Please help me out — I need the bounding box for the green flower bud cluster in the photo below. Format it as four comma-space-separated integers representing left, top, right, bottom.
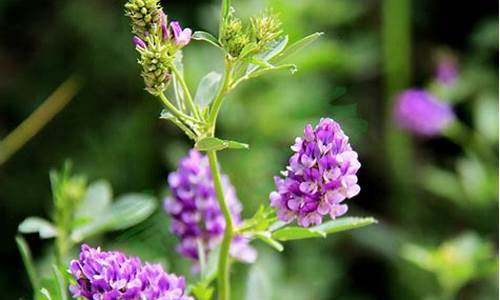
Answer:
220, 14, 250, 58
251, 12, 283, 50
220, 10, 283, 59
138, 36, 172, 95
124, 0, 161, 40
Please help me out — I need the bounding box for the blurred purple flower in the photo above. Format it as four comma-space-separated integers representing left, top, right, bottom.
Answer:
164, 150, 256, 265
170, 21, 192, 47
270, 118, 361, 227
395, 89, 455, 136
436, 57, 459, 86
69, 244, 192, 300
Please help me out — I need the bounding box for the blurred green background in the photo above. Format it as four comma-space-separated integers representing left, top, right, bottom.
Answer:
0, 0, 498, 299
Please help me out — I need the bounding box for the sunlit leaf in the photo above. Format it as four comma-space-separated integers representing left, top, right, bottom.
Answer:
246, 36, 289, 75
226, 140, 249, 150
247, 64, 297, 79
312, 217, 377, 234
195, 137, 228, 151
192, 31, 222, 49
194, 72, 222, 107
71, 194, 156, 242
172, 52, 185, 109
272, 32, 323, 63
75, 180, 112, 220
272, 226, 326, 241
18, 217, 58, 239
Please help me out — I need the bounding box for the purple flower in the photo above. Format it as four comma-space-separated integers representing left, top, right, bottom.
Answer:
395, 89, 455, 136
170, 21, 192, 47
164, 150, 256, 265
270, 118, 361, 227
69, 244, 193, 300
436, 57, 458, 86
133, 36, 147, 49
159, 11, 169, 41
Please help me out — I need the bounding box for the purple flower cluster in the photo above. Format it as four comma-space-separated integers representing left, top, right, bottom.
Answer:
164, 150, 256, 264
395, 89, 455, 136
270, 118, 361, 227
69, 244, 192, 300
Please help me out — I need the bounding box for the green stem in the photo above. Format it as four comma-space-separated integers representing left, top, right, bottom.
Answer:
382, 0, 416, 223
159, 93, 200, 124
208, 60, 232, 134
170, 64, 200, 119
55, 230, 69, 269
207, 150, 234, 300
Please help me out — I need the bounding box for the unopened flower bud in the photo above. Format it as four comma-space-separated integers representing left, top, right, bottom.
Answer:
138, 37, 172, 95
220, 14, 251, 58
251, 11, 283, 49
125, 0, 162, 39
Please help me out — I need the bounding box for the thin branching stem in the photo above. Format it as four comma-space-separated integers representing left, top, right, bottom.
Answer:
170, 64, 201, 119
159, 93, 201, 124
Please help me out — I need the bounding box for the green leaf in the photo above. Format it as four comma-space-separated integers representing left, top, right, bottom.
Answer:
192, 31, 222, 49
205, 245, 220, 280
15, 235, 39, 292
195, 137, 249, 152
52, 265, 68, 300
71, 193, 156, 242
272, 32, 323, 64
194, 72, 222, 107
75, 180, 112, 220
40, 288, 53, 300
247, 64, 297, 79
312, 217, 377, 235
226, 140, 249, 149
246, 36, 289, 75
196, 239, 207, 280
262, 35, 289, 61
272, 227, 326, 241
18, 217, 58, 239
39, 277, 58, 300
195, 137, 228, 151
172, 52, 185, 108
268, 221, 287, 232
421, 166, 463, 201
254, 232, 284, 252
190, 282, 214, 300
